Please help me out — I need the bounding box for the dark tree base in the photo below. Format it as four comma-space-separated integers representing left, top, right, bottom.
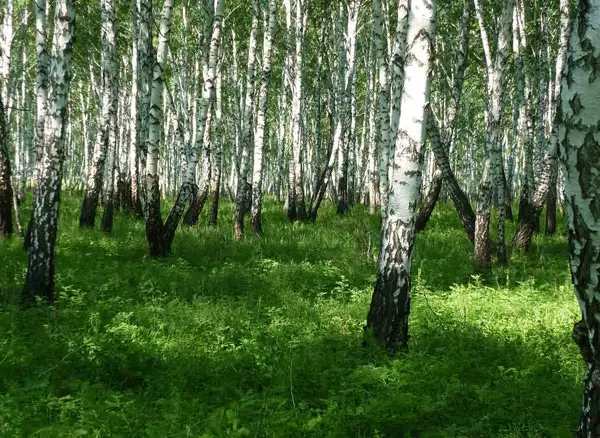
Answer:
101, 200, 114, 232
209, 187, 220, 226
79, 191, 100, 228
415, 168, 443, 232
182, 187, 208, 227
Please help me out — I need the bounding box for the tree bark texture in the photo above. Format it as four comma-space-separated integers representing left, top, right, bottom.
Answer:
366, 0, 434, 352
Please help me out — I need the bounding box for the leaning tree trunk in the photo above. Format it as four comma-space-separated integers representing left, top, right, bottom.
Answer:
22, 0, 75, 305
558, 2, 600, 435
365, 0, 434, 353
80, 0, 117, 228
250, 0, 276, 234
416, 0, 471, 233
415, 166, 442, 231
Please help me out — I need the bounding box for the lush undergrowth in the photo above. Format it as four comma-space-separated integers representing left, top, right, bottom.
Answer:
0, 194, 582, 437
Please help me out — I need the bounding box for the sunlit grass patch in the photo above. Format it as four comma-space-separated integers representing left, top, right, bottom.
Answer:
0, 194, 582, 437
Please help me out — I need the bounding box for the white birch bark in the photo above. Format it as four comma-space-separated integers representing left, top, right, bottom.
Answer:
79, 0, 117, 228
233, 0, 260, 238
366, 0, 435, 352
23, 0, 75, 304
250, 0, 276, 234
558, 1, 600, 434
144, 0, 173, 257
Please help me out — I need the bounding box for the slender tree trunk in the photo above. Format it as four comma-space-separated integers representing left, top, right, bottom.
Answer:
473, 0, 512, 271
0, 94, 12, 237
546, 0, 570, 236
558, 2, 600, 434
22, 0, 75, 305
234, 0, 259, 239
24, 0, 49, 250
365, 0, 434, 352
80, 0, 117, 228
289, 0, 307, 221
416, 0, 471, 233
251, 0, 276, 234
144, 0, 173, 257
180, 0, 223, 230
415, 166, 442, 232
336, 0, 362, 216
0, 1, 13, 237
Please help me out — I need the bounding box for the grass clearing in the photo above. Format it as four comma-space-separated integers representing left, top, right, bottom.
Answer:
0, 194, 582, 437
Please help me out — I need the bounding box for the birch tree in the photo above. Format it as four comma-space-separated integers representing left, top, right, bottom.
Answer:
79, 0, 118, 228
473, 0, 513, 270
0, 0, 13, 237
559, 1, 600, 434
234, 0, 259, 239
22, 0, 75, 305
365, 0, 435, 352
250, 0, 276, 234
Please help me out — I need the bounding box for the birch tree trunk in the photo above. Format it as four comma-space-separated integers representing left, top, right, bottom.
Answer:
22, 0, 75, 305
79, 0, 117, 228
24, 0, 49, 249
0, 1, 13, 237
416, 0, 471, 234
288, 0, 307, 221
336, 0, 362, 216
0, 93, 12, 237
558, 1, 600, 434
144, 0, 174, 257
473, 0, 512, 270
511, 0, 567, 250
137, 0, 153, 217
545, 0, 571, 235
379, 0, 410, 218
365, 0, 435, 352
234, 0, 259, 239
250, 0, 276, 234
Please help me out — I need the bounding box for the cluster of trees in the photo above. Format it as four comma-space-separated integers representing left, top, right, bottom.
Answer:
0, 0, 599, 434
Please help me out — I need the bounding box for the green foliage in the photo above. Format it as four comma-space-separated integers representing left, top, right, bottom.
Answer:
0, 194, 582, 437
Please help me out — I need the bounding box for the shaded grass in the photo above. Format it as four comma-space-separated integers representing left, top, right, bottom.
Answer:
0, 194, 581, 437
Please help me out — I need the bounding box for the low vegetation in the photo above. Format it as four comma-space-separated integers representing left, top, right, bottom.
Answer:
0, 194, 581, 437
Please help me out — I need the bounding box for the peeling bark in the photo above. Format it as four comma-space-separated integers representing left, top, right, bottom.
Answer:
559, 2, 600, 435
366, 0, 434, 352
22, 0, 75, 305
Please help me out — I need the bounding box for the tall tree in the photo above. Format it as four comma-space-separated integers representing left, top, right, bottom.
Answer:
22, 0, 75, 305
545, 0, 571, 235
336, 0, 362, 215
0, 93, 12, 237
286, 0, 307, 221
473, 0, 513, 270
559, 1, 600, 435
233, 0, 259, 239
79, 0, 118, 228
250, 0, 277, 234
0, 0, 13, 237
365, 0, 435, 352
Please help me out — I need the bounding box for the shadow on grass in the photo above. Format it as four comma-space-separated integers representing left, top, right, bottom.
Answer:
1, 301, 580, 437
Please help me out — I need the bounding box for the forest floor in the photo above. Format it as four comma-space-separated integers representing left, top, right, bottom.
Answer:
0, 194, 582, 437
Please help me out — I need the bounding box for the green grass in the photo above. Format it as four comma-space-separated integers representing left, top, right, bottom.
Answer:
0, 194, 583, 437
